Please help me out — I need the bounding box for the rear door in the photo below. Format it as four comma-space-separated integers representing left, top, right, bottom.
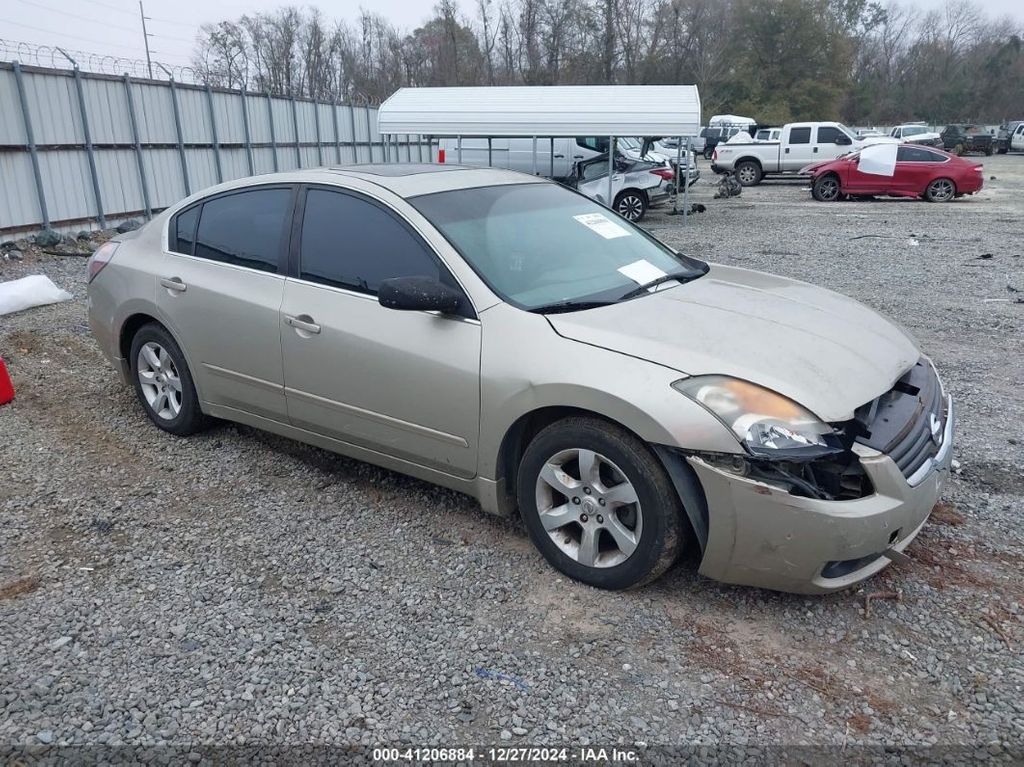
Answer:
158, 186, 294, 421
783, 126, 814, 170
893, 145, 947, 195
280, 186, 481, 477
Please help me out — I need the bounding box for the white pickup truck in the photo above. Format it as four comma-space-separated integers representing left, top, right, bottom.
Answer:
710, 122, 896, 186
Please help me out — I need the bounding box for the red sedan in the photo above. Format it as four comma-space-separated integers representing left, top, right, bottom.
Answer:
803, 144, 984, 202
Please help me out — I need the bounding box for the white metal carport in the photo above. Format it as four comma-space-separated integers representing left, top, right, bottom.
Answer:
377, 85, 702, 219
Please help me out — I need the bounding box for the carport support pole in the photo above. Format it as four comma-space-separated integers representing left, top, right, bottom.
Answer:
457, 135, 462, 164
167, 77, 190, 196
266, 93, 279, 172
11, 62, 49, 229
682, 136, 692, 226
607, 136, 615, 210
122, 74, 152, 220
673, 136, 682, 214
206, 85, 223, 183
532, 136, 537, 175
550, 138, 554, 177
488, 137, 492, 167
70, 64, 106, 228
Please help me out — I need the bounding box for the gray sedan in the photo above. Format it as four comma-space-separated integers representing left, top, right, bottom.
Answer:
87, 164, 953, 592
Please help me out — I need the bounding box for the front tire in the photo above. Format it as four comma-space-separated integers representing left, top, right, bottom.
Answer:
734, 160, 762, 186
517, 417, 686, 590
614, 190, 647, 222
924, 177, 956, 203
812, 173, 842, 202
130, 323, 210, 436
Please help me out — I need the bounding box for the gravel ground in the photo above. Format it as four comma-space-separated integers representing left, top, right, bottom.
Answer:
1, 155, 1022, 757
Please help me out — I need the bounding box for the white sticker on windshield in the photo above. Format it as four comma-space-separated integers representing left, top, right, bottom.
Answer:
573, 213, 631, 239
617, 259, 667, 285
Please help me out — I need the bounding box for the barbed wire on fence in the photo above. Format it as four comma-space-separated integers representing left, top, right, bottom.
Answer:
0, 38, 199, 82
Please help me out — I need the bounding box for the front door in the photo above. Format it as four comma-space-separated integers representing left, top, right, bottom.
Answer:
280, 187, 481, 478
158, 186, 293, 421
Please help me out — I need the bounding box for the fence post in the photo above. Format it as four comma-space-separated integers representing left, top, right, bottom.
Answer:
266, 93, 279, 172
364, 105, 374, 162
167, 77, 190, 196
205, 85, 223, 183
314, 100, 324, 167
290, 96, 302, 168
70, 66, 106, 227
240, 89, 254, 176
122, 74, 152, 220
331, 102, 341, 164
348, 104, 358, 163
12, 61, 50, 229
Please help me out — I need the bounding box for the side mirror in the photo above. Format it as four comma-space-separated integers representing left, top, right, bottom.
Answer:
378, 276, 463, 315
836, 135, 853, 145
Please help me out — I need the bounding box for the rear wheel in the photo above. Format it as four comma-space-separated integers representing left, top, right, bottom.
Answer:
613, 190, 647, 222
812, 173, 842, 202
924, 177, 956, 203
703, 147, 714, 160
130, 323, 210, 435
734, 160, 762, 186
517, 417, 686, 590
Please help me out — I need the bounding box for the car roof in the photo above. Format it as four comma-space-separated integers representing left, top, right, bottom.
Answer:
180, 164, 547, 203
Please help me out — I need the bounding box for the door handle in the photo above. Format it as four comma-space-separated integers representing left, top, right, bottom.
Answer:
784, 148, 790, 154
285, 314, 321, 335
160, 277, 186, 293
553, 153, 565, 158
813, 147, 818, 153
572, 154, 584, 159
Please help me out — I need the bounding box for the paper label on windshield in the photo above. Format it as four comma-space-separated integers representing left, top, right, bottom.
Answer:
617, 259, 667, 285
573, 213, 631, 239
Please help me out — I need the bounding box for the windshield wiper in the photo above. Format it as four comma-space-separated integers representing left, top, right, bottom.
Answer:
618, 271, 699, 301
528, 300, 617, 314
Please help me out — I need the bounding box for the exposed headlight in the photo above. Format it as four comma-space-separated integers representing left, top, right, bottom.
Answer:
673, 376, 842, 458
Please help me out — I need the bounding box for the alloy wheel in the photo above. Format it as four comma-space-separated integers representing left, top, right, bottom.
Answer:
928, 178, 955, 202
136, 341, 182, 420
534, 448, 643, 568
817, 176, 840, 201
616, 195, 644, 221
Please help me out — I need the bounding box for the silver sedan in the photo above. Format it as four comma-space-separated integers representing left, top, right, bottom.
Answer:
87, 164, 953, 592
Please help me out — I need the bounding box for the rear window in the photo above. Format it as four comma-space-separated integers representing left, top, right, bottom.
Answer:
789, 127, 812, 144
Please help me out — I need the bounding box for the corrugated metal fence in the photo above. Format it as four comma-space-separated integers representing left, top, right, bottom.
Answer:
0, 61, 430, 239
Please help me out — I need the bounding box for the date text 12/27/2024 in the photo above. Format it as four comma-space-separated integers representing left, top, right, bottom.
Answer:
373, 746, 640, 763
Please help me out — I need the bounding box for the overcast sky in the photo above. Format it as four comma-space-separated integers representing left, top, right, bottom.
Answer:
3, 0, 1023, 71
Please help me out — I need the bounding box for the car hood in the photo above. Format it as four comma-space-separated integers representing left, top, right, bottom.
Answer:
548, 264, 920, 422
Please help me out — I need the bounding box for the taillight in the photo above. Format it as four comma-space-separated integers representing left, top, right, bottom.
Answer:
974, 165, 983, 173
650, 168, 675, 180
87, 241, 119, 283
712, 149, 718, 161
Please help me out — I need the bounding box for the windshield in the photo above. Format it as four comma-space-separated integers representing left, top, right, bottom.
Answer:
410, 183, 707, 312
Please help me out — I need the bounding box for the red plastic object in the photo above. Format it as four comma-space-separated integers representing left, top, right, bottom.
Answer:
438, 148, 446, 164
0, 357, 14, 406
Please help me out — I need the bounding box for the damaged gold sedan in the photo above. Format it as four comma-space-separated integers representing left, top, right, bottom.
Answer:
87, 164, 953, 593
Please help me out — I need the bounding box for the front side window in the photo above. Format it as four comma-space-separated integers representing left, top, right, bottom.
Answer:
299, 189, 446, 296
789, 127, 812, 144
903, 126, 925, 137
193, 188, 291, 273
816, 126, 843, 144
410, 183, 707, 312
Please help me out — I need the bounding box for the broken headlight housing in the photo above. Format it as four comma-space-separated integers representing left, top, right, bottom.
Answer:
673, 376, 845, 460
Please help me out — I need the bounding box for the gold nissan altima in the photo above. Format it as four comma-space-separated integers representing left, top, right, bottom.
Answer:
87, 164, 954, 593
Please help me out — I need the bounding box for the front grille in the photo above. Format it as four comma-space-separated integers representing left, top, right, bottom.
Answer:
854, 361, 946, 481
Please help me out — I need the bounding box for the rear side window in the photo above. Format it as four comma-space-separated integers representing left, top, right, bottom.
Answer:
299, 189, 443, 295
171, 205, 199, 255
193, 189, 291, 273
789, 127, 812, 144
897, 146, 942, 162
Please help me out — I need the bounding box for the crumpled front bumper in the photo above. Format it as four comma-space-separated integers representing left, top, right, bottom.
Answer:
689, 397, 955, 594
